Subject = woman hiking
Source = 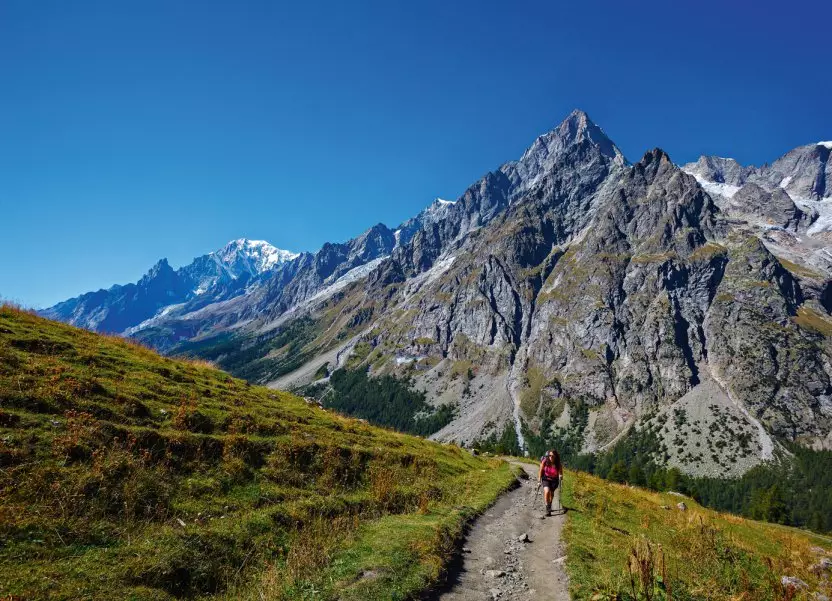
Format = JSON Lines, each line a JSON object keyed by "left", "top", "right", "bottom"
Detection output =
{"left": 538, "top": 449, "right": 563, "bottom": 516}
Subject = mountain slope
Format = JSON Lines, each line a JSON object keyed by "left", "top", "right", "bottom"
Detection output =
{"left": 40, "top": 110, "right": 832, "bottom": 480}
{"left": 562, "top": 469, "right": 831, "bottom": 600}
{"left": 0, "top": 306, "right": 515, "bottom": 600}
{"left": 258, "top": 114, "right": 832, "bottom": 477}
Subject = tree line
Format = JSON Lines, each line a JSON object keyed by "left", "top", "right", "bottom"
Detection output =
{"left": 304, "top": 368, "right": 456, "bottom": 436}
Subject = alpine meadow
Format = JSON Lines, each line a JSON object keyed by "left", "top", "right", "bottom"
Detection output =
{"left": 3, "top": 2, "right": 832, "bottom": 600}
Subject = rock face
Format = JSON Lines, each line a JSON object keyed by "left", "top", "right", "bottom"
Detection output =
{"left": 683, "top": 143, "right": 832, "bottom": 202}
{"left": 42, "top": 111, "right": 832, "bottom": 476}
{"left": 339, "top": 114, "right": 831, "bottom": 471}
{"left": 682, "top": 144, "right": 832, "bottom": 280}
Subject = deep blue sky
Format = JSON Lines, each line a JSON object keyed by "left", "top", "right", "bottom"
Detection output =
{"left": 1, "top": 0, "right": 830, "bottom": 308}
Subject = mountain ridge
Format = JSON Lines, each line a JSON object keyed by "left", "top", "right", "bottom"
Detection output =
{"left": 40, "top": 110, "right": 832, "bottom": 478}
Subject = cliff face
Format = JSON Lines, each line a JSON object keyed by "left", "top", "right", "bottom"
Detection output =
{"left": 357, "top": 140, "right": 829, "bottom": 475}
{"left": 314, "top": 119, "right": 831, "bottom": 476}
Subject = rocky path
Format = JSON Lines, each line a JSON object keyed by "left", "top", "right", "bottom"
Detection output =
{"left": 432, "top": 461, "right": 569, "bottom": 601}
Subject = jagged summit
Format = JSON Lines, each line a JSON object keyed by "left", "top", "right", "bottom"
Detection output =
{"left": 140, "top": 258, "right": 176, "bottom": 283}
{"left": 519, "top": 109, "right": 627, "bottom": 165}
{"left": 497, "top": 109, "right": 627, "bottom": 197}
{"left": 684, "top": 140, "right": 832, "bottom": 202}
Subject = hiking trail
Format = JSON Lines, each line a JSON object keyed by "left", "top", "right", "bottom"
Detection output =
{"left": 432, "top": 460, "right": 570, "bottom": 601}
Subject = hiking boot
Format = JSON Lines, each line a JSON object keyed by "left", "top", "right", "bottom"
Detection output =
{"left": 546, "top": 502, "right": 552, "bottom": 516}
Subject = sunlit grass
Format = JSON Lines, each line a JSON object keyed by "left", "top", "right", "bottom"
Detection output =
{"left": 562, "top": 469, "right": 832, "bottom": 600}
{"left": 0, "top": 305, "right": 516, "bottom": 599}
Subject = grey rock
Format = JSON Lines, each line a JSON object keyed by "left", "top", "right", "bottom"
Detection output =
{"left": 781, "top": 576, "right": 809, "bottom": 590}
{"left": 485, "top": 570, "right": 506, "bottom": 578}
{"left": 677, "top": 502, "right": 687, "bottom": 511}
{"left": 728, "top": 183, "right": 806, "bottom": 231}
{"left": 811, "top": 557, "right": 832, "bottom": 573}
{"left": 360, "top": 569, "right": 381, "bottom": 581}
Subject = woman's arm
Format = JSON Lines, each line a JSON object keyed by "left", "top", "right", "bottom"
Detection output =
{"left": 538, "top": 461, "right": 544, "bottom": 481}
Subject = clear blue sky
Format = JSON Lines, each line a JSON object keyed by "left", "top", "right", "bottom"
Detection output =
{"left": 1, "top": 0, "right": 830, "bottom": 308}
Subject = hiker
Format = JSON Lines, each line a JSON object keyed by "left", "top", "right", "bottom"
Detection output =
{"left": 538, "top": 449, "right": 562, "bottom": 516}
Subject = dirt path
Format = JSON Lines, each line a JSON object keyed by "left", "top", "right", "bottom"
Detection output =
{"left": 431, "top": 461, "right": 570, "bottom": 601}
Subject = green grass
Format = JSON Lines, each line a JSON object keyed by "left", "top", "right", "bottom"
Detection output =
{"left": 0, "top": 306, "right": 516, "bottom": 600}
{"left": 562, "top": 469, "right": 832, "bottom": 601}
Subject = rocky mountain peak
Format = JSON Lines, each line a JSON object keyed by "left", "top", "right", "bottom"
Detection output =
{"left": 141, "top": 258, "right": 175, "bottom": 282}
{"left": 629, "top": 148, "right": 678, "bottom": 184}
{"left": 683, "top": 155, "right": 751, "bottom": 186}
{"left": 520, "top": 109, "right": 625, "bottom": 166}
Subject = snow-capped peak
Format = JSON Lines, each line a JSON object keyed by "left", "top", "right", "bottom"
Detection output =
{"left": 817, "top": 141, "right": 832, "bottom": 149}
{"left": 212, "top": 238, "right": 299, "bottom": 275}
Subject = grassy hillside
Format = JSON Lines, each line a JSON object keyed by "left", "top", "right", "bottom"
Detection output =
{"left": 529, "top": 409, "right": 832, "bottom": 534}
{"left": 0, "top": 306, "right": 516, "bottom": 600}
{"left": 562, "top": 469, "right": 832, "bottom": 601}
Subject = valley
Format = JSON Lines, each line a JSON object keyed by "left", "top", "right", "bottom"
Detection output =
{"left": 1, "top": 307, "right": 830, "bottom": 600}
{"left": 5, "top": 3, "right": 831, "bottom": 599}
{"left": 42, "top": 111, "right": 832, "bottom": 481}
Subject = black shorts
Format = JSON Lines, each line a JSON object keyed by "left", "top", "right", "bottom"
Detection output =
{"left": 541, "top": 477, "right": 559, "bottom": 491}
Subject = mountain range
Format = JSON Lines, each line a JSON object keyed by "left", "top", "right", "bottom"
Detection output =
{"left": 41, "top": 110, "right": 832, "bottom": 477}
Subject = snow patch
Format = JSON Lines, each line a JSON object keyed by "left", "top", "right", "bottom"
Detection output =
{"left": 807, "top": 199, "right": 832, "bottom": 236}
{"left": 817, "top": 141, "right": 832, "bottom": 149}
{"left": 423, "top": 254, "right": 457, "bottom": 285}
{"left": 123, "top": 302, "right": 186, "bottom": 335}
{"left": 298, "top": 256, "right": 388, "bottom": 307}
{"left": 396, "top": 355, "right": 426, "bottom": 365}
{"left": 435, "top": 197, "right": 456, "bottom": 205}
{"left": 684, "top": 171, "right": 740, "bottom": 198}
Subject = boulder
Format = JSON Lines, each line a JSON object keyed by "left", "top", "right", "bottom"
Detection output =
{"left": 781, "top": 576, "right": 808, "bottom": 590}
